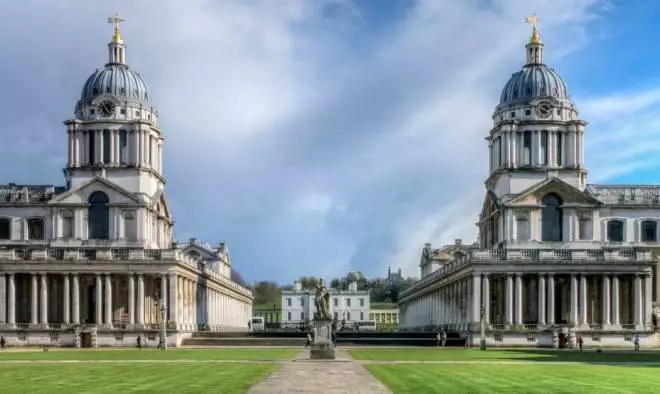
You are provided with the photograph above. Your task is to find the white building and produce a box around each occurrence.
[282,281,370,324]
[399,22,659,347]
[0,17,252,347]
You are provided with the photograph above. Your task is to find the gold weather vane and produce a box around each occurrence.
[107,12,125,43]
[524,13,541,44]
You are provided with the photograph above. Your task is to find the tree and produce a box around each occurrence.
[251,281,280,305]
[298,276,318,290]
[330,279,342,289]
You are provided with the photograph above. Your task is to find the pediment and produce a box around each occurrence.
[479,189,500,219]
[507,177,602,207]
[150,189,173,221]
[182,244,217,260]
[49,177,144,205]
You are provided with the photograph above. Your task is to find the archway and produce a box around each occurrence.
[541,193,563,242]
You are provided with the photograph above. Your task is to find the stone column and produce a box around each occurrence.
[514,274,523,326]
[644,274,653,329]
[192,280,197,330]
[472,274,482,324]
[7,273,15,326]
[177,276,183,329]
[31,274,38,326]
[128,275,135,326]
[538,274,546,326]
[547,274,555,325]
[0,274,5,324]
[104,274,113,326]
[160,274,168,326]
[505,274,513,325]
[602,275,611,327]
[611,275,620,328]
[483,274,491,325]
[570,274,578,325]
[72,274,80,325]
[579,275,588,326]
[634,275,642,329]
[63,274,70,325]
[137,274,145,326]
[39,273,48,326]
[168,273,177,327]
[95,274,103,325]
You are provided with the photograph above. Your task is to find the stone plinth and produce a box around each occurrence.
[310,319,335,360]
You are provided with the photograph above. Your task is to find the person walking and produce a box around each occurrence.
[634,334,640,351]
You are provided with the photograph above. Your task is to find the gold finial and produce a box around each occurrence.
[524,13,542,44]
[107,12,125,43]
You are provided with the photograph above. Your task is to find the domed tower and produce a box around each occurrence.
[63,14,164,199]
[485,16,587,198]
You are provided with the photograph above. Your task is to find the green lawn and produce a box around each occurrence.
[367,363,657,394]
[0,362,275,394]
[0,348,297,361]
[349,348,660,363]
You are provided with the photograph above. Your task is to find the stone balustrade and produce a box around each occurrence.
[0,247,251,297]
[401,248,654,299]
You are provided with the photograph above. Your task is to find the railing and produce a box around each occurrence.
[400,248,654,299]
[0,247,252,297]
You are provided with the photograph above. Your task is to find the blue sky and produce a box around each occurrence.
[2,0,660,284]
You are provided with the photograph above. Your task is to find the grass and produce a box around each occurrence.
[0,348,291,393]
[367,363,657,394]
[0,348,297,361]
[0,362,276,394]
[353,349,660,393]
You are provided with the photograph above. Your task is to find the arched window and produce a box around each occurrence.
[541,193,563,242]
[0,217,11,240]
[607,220,625,242]
[88,191,109,240]
[641,220,657,243]
[27,218,45,240]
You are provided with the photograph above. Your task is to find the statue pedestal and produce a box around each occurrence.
[310,319,335,360]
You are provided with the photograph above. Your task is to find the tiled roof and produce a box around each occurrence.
[0,184,66,203]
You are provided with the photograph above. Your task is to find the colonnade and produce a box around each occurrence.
[400,272,653,331]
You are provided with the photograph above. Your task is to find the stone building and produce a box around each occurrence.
[282,281,370,324]
[0,18,252,347]
[399,22,659,347]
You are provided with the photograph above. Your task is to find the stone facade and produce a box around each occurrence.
[398,24,660,347]
[282,281,370,324]
[0,19,252,347]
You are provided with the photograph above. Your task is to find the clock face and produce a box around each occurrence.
[98,101,115,117]
[535,101,552,118]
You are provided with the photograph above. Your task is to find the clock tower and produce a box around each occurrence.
[63,14,164,201]
[484,17,587,199]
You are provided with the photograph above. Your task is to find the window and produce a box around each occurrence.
[334,312,338,320]
[641,220,657,242]
[88,191,109,240]
[347,312,351,321]
[135,110,141,117]
[516,214,530,241]
[540,131,548,165]
[0,218,10,240]
[333,298,338,307]
[120,108,126,115]
[607,220,624,242]
[300,297,305,306]
[61,210,74,239]
[102,130,111,164]
[287,312,292,321]
[123,210,137,241]
[301,312,305,321]
[287,298,292,307]
[119,130,127,164]
[90,108,95,115]
[27,218,45,240]
[525,109,531,116]
[541,193,563,242]
[557,109,561,115]
[511,112,515,118]
[556,133,563,166]
[497,137,503,168]
[88,131,96,164]
[523,131,532,165]
[578,214,592,240]
[360,312,364,321]
[359,298,364,307]
[346,298,351,307]
[148,136,153,165]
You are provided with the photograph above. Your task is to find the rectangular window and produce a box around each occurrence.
[148,136,153,165]
[334,312,338,320]
[301,312,305,321]
[333,298,338,307]
[523,131,531,165]
[641,220,657,242]
[578,215,592,240]
[0,218,10,240]
[516,215,529,241]
[286,298,292,307]
[300,297,305,306]
[88,131,96,164]
[497,137,503,168]
[103,130,111,164]
[540,131,548,165]
[119,130,127,164]
[359,298,364,307]
[347,312,351,321]
[287,312,292,321]
[556,133,563,165]
[346,298,351,307]
[360,312,364,321]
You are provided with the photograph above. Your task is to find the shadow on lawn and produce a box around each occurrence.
[494,348,660,367]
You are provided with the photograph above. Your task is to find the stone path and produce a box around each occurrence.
[247,349,392,394]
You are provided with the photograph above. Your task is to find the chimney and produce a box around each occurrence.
[455,239,462,245]
[293,281,302,292]
[349,281,358,292]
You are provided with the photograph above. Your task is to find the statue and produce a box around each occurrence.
[314,278,331,320]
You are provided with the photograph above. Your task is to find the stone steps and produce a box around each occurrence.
[182,337,305,346]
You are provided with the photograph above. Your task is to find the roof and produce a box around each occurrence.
[0,184,66,204]
[587,184,660,206]
[498,64,572,110]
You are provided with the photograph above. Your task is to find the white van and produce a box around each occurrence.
[250,316,265,331]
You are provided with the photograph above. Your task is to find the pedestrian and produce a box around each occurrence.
[634,334,640,352]
[577,335,584,352]
[464,332,472,349]
[0,336,5,350]
[305,332,312,348]
[136,335,142,349]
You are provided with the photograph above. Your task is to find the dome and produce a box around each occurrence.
[79,64,151,105]
[498,64,571,109]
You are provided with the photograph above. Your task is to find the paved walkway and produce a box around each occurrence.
[247,350,392,394]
